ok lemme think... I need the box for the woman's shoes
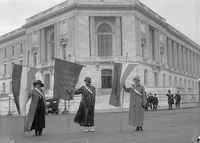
[35,130,38,136]
[89,127,95,132]
[135,126,143,131]
[84,127,95,132]
[84,127,89,132]
[39,129,43,136]
[135,127,139,131]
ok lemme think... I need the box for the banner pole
[120,89,125,132]
[23,104,26,138]
[120,52,128,132]
[67,100,70,133]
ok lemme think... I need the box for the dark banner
[53,59,83,101]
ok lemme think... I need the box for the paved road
[0,108,200,143]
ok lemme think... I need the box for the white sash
[34,88,43,98]
[84,85,94,95]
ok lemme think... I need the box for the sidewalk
[95,102,200,113]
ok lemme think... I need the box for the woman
[25,80,46,136]
[74,77,96,132]
[123,75,146,131]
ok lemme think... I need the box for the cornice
[0,28,26,44]
[23,4,136,29]
[135,2,200,51]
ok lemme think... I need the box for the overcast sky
[0,0,199,44]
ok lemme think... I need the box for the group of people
[25,77,97,136]
[25,75,182,136]
[145,93,159,111]
[166,90,181,110]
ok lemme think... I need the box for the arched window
[97,23,113,56]
[180,78,182,88]
[188,79,190,88]
[2,82,6,93]
[44,74,50,90]
[192,80,194,89]
[184,79,186,88]
[144,69,148,86]
[175,77,177,87]
[49,31,55,59]
[169,75,172,87]
[163,73,166,87]
[101,69,112,88]
[10,81,12,92]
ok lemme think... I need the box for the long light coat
[25,89,45,131]
[124,84,146,127]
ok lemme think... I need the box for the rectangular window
[4,64,6,75]
[20,43,23,54]
[98,34,112,56]
[20,60,23,65]
[2,83,6,93]
[154,72,158,87]
[12,46,14,56]
[33,53,37,67]
[62,45,66,60]
[149,27,155,60]
[4,48,7,58]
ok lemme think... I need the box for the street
[0,108,200,143]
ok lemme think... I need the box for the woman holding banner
[25,80,46,136]
[123,75,146,131]
[74,77,96,132]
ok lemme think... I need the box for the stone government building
[0,0,199,114]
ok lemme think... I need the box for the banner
[109,63,137,107]
[53,59,83,101]
[12,64,37,115]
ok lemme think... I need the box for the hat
[133,75,140,81]
[84,77,91,83]
[33,80,44,87]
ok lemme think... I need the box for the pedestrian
[166,90,174,110]
[152,94,159,111]
[174,91,181,108]
[148,93,153,111]
[123,75,147,131]
[74,77,96,132]
[25,80,46,136]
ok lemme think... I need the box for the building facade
[0,0,199,114]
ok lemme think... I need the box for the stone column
[115,17,122,56]
[90,16,96,56]
[178,44,182,71]
[40,29,45,63]
[168,39,173,68]
[173,42,178,70]
[198,55,200,76]
[187,49,191,74]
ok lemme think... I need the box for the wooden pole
[120,52,128,132]
[67,100,70,133]
[120,89,125,132]
[23,103,26,138]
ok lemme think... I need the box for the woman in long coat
[123,75,146,131]
[25,80,46,136]
[74,77,96,132]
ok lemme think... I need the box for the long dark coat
[25,89,45,131]
[123,84,146,127]
[74,85,96,127]
[166,94,174,105]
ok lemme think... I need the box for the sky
[0,0,199,44]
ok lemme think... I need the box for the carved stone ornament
[60,37,69,46]
[32,46,38,54]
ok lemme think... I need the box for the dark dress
[74,85,96,127]
[30,90,45,131]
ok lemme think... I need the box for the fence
[0,93,199,116]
